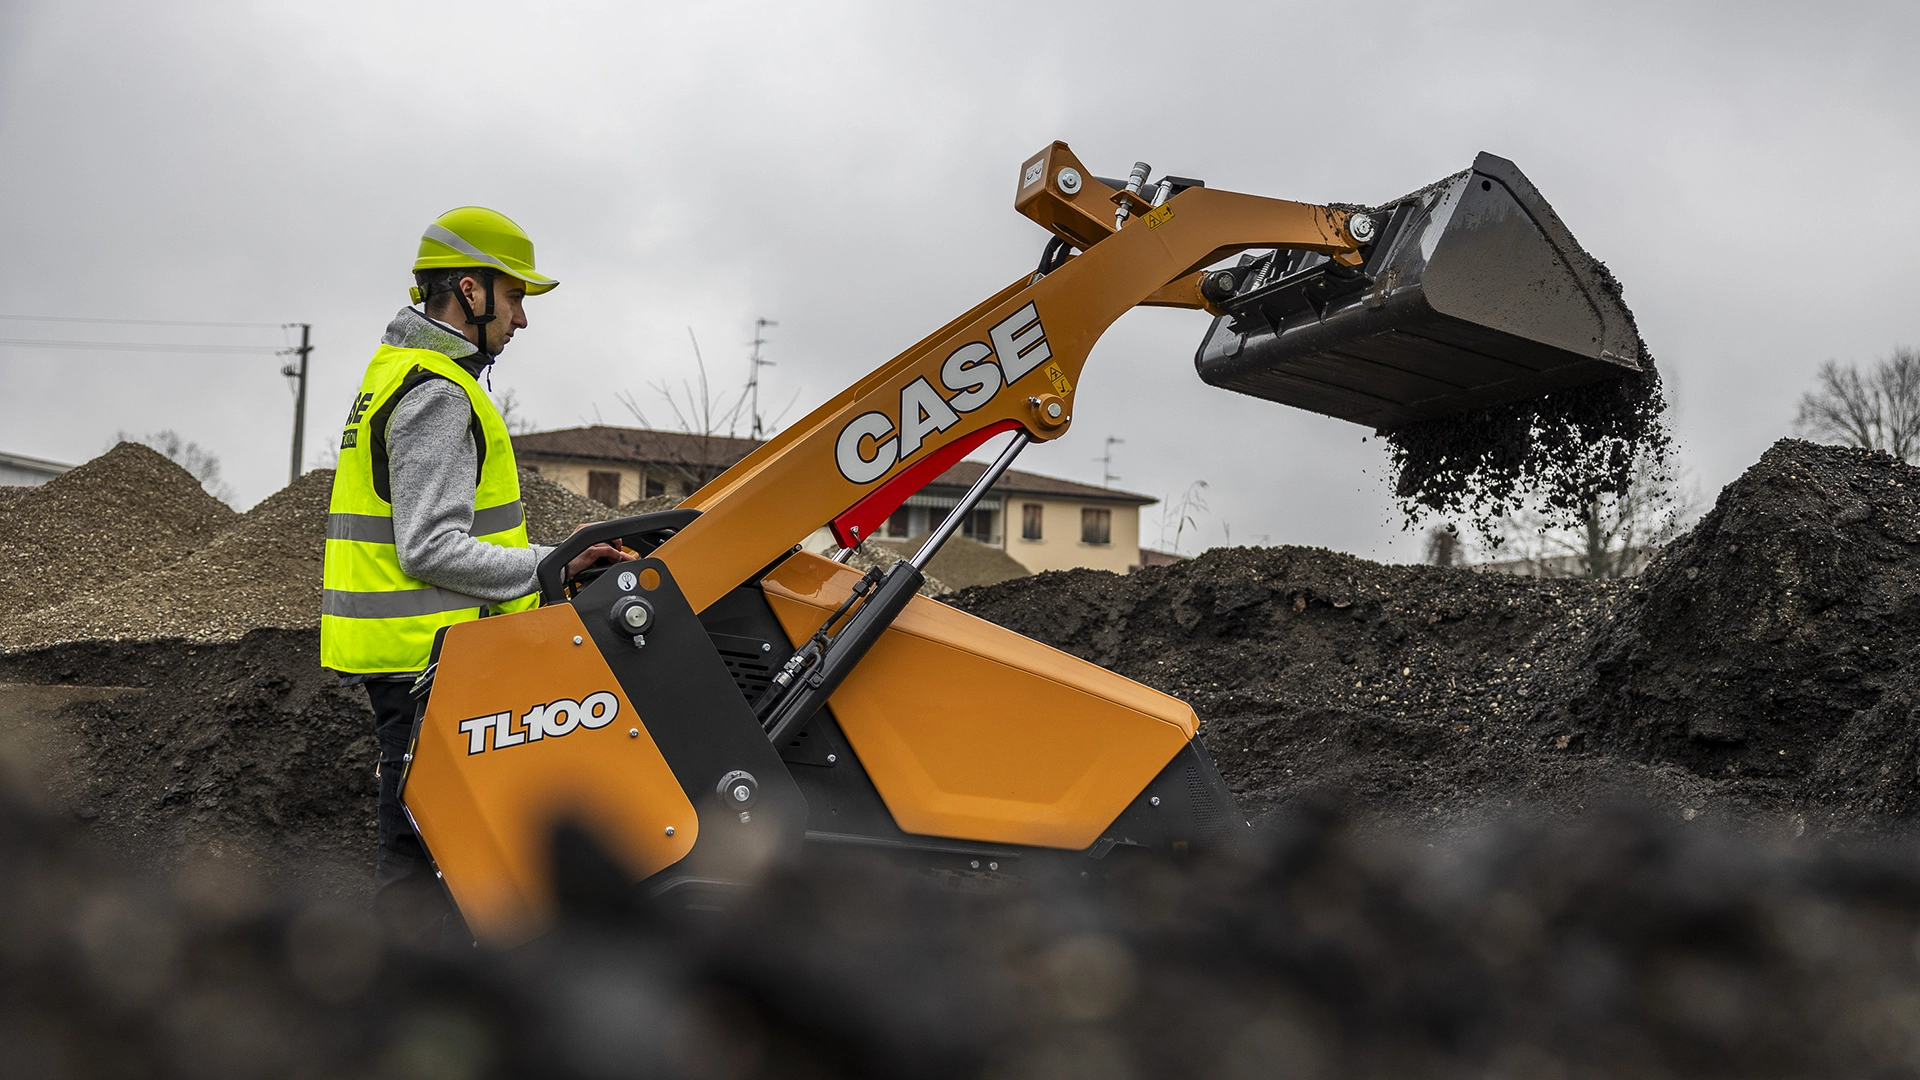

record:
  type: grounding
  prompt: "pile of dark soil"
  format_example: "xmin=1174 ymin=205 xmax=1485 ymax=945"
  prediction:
xmin=6 ymin=765 xmax=1920 ymax=1079
xmin=2 ymin=437 xmax=1912 ymax=908
xmin=1566 ymin=439 xmax=1920 ymax=833
xmin=0 ymin=629 xmax=375 ymax=899
xmin=951 ymin=440 xmax=1920 ymax=838
xmin=0 ymin=442 xmax=235 ymax=619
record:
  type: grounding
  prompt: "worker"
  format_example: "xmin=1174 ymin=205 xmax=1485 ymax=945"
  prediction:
xmin=320 ymin=207 xmax=632 ymax=940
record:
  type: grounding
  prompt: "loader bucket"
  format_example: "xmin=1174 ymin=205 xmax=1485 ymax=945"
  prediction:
xmin=1193 ymin=153 xmax=1644 ymax=429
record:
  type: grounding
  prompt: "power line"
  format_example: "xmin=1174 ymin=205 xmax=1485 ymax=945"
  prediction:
xmin=0 ymin=314 xmax=289 ymax=329
xmin=0 ymin=338 xmax=284 ymax=354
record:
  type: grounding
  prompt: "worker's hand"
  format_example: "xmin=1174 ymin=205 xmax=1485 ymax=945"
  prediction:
xmin=566 ymin=542 xmax=635 ymax=576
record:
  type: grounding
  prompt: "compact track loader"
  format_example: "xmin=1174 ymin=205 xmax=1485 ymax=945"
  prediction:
xmin=400 ymin=142 xmax=1646 ymax=946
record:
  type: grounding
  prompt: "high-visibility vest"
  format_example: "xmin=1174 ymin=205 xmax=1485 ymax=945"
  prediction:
xmin=320 ymin=345 xmax=537 ymax=674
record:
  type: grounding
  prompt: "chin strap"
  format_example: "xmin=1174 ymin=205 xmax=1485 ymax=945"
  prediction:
xmin=448 ymin=268 xmax=499 ymax=360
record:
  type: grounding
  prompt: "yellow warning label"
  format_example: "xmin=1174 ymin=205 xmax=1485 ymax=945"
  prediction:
xmin=1145 ymin=204 xmax=1175 ymax=230
xmin=1043 ymin=361 xmax=1073 ymax=396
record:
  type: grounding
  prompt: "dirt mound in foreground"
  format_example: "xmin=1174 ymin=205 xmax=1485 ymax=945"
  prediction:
xmin=951 ymin=440 xmax=1920 ymax=837
xmin=5 ymin=767 xmax=1920 ymax=1078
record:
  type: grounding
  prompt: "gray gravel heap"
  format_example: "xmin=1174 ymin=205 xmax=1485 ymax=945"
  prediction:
xmin=0 ymin=442 xmax=235 ymax=623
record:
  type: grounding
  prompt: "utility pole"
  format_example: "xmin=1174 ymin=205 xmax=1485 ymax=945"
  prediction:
xmin=1097 ymin=436 xmax=1124 ymax=486
xmin=747 ymin=317 xmax=777 ymax=439
xmin=281 ymin=323 xmax=311 ymax=484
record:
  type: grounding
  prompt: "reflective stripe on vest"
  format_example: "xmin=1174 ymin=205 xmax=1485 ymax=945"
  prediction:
xmin=319 ymin=344 xmax=537 ymax=674
xmin=326 ymin=499 xmax=525 ymax=544
xmin=322 ymin=586 xmax=491 ymax=619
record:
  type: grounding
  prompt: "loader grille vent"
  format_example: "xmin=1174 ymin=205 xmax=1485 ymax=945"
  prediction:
xmin=1186 ymin=766 xmax=1230 ymax=847
xmin=709 ymin=633 xmax=775 ymax=702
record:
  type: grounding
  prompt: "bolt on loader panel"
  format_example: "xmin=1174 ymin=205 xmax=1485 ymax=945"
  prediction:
xmin=1194 ymin=153 xmax=1644 ymax=429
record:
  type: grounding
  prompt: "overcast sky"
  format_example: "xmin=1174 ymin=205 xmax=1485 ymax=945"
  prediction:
xmin=3 ymin=1 xmax=1915 ymax=561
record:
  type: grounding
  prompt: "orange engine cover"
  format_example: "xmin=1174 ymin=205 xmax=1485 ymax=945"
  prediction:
xmin=761 ymin=551 xmax=1196 ymax=850
xmin=401 ymin=604 xmax=697 ymax=946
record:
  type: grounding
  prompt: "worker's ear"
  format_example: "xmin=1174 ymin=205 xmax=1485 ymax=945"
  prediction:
xmin=459 ymin=273 xmax=490 ymax=308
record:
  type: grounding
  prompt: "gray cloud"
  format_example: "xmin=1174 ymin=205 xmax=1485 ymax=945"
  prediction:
xmin=3 ymin=0 xmax=1915 ymax=560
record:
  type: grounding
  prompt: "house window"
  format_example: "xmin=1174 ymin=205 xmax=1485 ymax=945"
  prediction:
xmin=644 ymin=476 xmax=665 ymax=498
xmin=887 ymin=507 xmax=911 ymax=537
xmin=588 ymin=470 xmax=621 ymax=506
xmin=1021 ymin=503 xmax=1043 ymax=541
xmin=962 ymin=508 xmax=996 ymax=544
xmin=1081 ymin=507 xmax=1111 ymax=545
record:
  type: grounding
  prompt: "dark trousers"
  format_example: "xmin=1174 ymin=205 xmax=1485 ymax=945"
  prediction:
xmin=365 ymin=680 xmax=461 ymax=945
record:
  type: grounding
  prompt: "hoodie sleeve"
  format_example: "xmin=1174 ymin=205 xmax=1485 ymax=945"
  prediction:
xmin=385 ymin=381 xmax=550 ymax=602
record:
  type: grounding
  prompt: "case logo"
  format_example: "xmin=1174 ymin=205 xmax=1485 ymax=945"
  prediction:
xmin=834 ymin=302 xmax=1054 ymax=485
xmin=457 ymin=691 xmax=622 ymax=755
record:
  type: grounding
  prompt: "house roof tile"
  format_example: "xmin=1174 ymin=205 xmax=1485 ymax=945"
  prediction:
xmin=512 ymin=426 xmax=760 ymax=470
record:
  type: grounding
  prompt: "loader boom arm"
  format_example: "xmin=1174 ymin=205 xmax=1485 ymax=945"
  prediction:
xmin=652 ymin=141 xmax=1364 ymax=612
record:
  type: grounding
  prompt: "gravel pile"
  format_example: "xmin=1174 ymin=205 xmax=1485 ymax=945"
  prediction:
xmin=0 ymin=464 xmax=645 ymax=652
xmin=870 ymin=535 xmax=1028 ymax=591
xmin=0 ymin=442 xmax=235 ymax=620
xmin=612 ymin=493 xmax=683 ymax=518
xmin=518 ymin=467 xmax=614 ymax=546
xmin=0 ymin=470 xmax=333 ymax=650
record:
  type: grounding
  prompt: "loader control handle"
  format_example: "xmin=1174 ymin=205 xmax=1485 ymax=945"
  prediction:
xmin=537 ymin=509 xmax=702 ymax=603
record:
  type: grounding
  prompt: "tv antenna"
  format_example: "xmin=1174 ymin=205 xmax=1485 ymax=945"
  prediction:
xmin=747 ymin=317 xmax=778 ymax=438
xmin=1097 ymin=436 xmax=1124 ymax=486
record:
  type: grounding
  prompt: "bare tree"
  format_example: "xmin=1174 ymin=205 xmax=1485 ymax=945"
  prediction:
xmin=1795 ymin=347 xmax=1920 ymax=462
xmin=1483 ymin=458 xmax=1699 ymax=580
xmin=119 ymin=429 xmax=237 ymax=504
xmin=617 ymin=329 xmax=753 ymax=489
xmin=492 ymin=387 xmax=537 ymax=436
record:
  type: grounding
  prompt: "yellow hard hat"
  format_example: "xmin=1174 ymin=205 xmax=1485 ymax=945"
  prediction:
xmin=411 ymin=206 xmax=558 ymax=296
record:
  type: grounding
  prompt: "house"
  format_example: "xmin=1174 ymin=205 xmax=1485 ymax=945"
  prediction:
xmin=512 ymin=425 xmax=1158 ymax=573
xmin=877 ymin=458 xmax=1156 ymax=575
xmin=511 ymin=426 xmax=760 ymax=507
xmin=0 ymin=450 xmax=74 ymax=487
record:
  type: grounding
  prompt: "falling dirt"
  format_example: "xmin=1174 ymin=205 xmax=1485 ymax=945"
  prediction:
xmin=1377 ymin=257 xmax=1672 ymax=538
